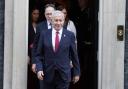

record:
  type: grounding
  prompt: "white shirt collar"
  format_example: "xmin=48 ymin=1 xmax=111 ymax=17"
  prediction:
xmin=47 ymin=21 xmax=52 ymax=29
xmin=52 ymin=28 xmax=63 ymax=51
xmin=52 ymin=28 xmax=63 ymax=35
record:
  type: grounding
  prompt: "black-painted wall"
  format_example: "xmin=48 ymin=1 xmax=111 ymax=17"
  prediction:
xmin=125 ymin=0 xmax=128 ymax=89
xmin=0 ymin=0 xmax=4 ymax=89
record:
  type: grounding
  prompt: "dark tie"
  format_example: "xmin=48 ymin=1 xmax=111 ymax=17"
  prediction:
xmin=55 ymin=31 xmax=59 ymax=52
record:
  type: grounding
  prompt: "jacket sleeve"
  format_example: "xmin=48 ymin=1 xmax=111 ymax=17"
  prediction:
xmin=35 ymin=31 xmax=44 ymax=72
xmin=31 ymin=25 xmax=41 ymax=64
xmin=33 ymin=27 xmax=44 ymax=72
xmin=70 ymin=32 xmax=80 ymax=76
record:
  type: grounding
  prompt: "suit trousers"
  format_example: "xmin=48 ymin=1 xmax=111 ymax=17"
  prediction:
xmin=40 ymin=70 xmax=70 ymax=89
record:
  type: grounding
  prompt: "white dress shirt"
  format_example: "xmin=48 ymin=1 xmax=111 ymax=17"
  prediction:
xmin=33 ymin=27 xmax=36 ymax=33
xmin=47 ymin=21 xmax=52 ymax=29
xmin=67 ymin=20 xmax=76 ymax=37
xmin=52 ymin=28 xmax=63 ymax=51
xmin=67 ymin=20 xmax=77 ymax=45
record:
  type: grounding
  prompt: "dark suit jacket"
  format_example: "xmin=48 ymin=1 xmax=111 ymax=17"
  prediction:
xmin=32 ymin=20 xmax=48 ymax=64
xmin=35 ymin=28 xmax=80 ymax=83
xmin=28 ymin=23 xmax=36 ymax=58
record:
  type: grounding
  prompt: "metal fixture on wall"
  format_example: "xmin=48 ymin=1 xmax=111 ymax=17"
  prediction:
xmin=117 ymin=25 xmax=124 ymax=41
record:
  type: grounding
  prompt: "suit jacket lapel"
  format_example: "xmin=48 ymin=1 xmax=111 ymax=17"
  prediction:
xmin=44 ymin=21 xmax=48 ymax=29
xmin=47 ymin=29 xmax=54 ymax=52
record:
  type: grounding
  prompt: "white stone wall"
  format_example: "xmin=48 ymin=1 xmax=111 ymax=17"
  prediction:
xmin=4 ymin=0 xmax=28 ymax=89
xmin=4 ymin=0 xmax=13 ymax=88
xmin=98 ymin=0 xmax=125 ymax=89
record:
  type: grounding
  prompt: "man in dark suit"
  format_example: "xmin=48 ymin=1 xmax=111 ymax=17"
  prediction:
xmin=31 ymin=4 xmax=55 ymax=73
xmin=35 ymin=10 xmax=80 ymax=89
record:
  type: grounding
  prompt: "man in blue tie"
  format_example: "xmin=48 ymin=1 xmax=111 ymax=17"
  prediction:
xmin=35 ymin=10 xmax=80 ymax=89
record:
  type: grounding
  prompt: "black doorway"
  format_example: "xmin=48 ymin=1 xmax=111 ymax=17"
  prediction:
xmin=28 ymin=0 xmax=99 ymax=89
xmin=68 ymin=0 xmax=99 ymax=89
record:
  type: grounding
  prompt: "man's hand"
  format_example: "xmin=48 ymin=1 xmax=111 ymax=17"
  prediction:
xmin=31 ymin=64 xmax=36 ymax=73
xmin=72 ymin=76 xmax=80 ymax=84
xmin=37 ymin=71 xmax=44 ymax=80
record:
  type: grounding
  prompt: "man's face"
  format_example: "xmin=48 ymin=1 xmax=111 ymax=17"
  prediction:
xmin=45 ymin=7 xmax=54 ymax=22
xmin=52 ymin=14 xmax=64 ymax=31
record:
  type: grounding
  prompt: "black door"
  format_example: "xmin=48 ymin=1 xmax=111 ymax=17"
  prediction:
xmin=28 ymin=0 xmax=99 ymax=89
xmin=68 ymin=0 xmax=98 ymax=89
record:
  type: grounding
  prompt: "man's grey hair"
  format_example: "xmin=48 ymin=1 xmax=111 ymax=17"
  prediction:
xmin=52 ymin=10 xmax=65 ymax=20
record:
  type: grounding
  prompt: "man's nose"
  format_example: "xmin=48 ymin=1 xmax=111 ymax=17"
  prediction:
xmin=48 ymin=15 xmax=52 ymax=17
xmin=56 ymin=21 xmax=61 ymax=24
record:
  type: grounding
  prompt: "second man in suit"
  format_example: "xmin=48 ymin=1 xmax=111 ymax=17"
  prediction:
xmin=31 ymin=4 xmax=55 ymax=73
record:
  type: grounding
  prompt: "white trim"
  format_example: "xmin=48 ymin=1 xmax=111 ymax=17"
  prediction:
xmin=4 ymin=0 xmax=29 ymax=89
xmin=98 ymin=0 xmax=104 ymax=88
xmin=98 ymin=0 xmax=125 ymax=89
xmin=4 ymin=0 xmax=13 ymax=88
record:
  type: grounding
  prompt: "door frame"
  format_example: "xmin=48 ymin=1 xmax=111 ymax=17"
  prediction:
xmin=3 ymin=0 xmax=126 ymax=89
xmin=98 ymin=0 xmax=125 ymax=89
